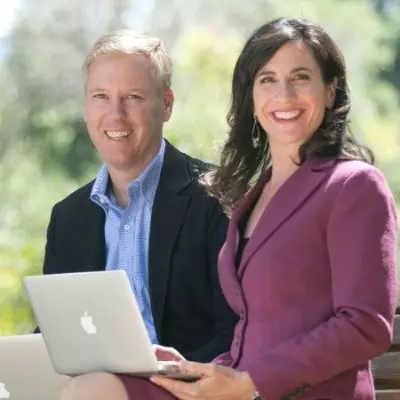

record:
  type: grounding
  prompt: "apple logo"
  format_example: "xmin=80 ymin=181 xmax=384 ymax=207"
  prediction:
xmin=80 ymin=311 xmax=97 ymax=335
xmin=0 ymin=382 xmax=10 ymax=399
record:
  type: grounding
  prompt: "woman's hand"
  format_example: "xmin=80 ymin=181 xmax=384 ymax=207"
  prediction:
xmin=150 ymin=361 xmax=257 ymax=400
xmin=152 ymin=344 xmax=186 ymax=362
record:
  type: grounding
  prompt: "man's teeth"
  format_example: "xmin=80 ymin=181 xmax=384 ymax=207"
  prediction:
xmin=274 ymin=110 xmax=301 ymax=120
xmin=106 ymin=130 xmax=131 ymax=138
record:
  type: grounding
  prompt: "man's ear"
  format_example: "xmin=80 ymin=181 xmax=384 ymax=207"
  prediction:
xmin=163 ymin=87 xmax=174 ymax=122
xmin=326 ymin=77 xmax=338 ymax=109
xmin=83 ymin=92 xmax=88 ymax=122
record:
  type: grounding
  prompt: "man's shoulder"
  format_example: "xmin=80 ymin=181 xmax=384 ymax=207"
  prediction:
xmin=164 ymin=143 xmax=214 ymax=182
xmin=168 ymin=147 xmax=215 ymax=195
xmin=53 ymin=180 xmax=95 ymax=211
xmin=181 ymin=152 xmax=214 ymax=179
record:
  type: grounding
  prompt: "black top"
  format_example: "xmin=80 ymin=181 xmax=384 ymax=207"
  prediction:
xmin=236 ymin=237 xmax=249 ymax=267
xmin=236 ymin=206 xmax=252 ymax=267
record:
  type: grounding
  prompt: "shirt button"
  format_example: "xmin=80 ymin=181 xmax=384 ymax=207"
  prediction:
xmin=235 ymin=335 xmax=241 ymax=346
xmin=124 ymin=224 xmax=131 ymax=232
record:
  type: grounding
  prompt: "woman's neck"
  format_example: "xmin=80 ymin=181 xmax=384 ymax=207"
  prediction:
xmin=268 ymin=146 xmax=300 ymax=188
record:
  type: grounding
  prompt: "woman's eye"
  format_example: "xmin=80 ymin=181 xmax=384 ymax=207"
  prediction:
xmin=294 ymin=74 xmax=310 ymax=81
xmin=260 ymin=76 xmax=275 ymax=84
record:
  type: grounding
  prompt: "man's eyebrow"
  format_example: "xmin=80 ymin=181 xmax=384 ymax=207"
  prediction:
xmin=87 ymin=87 xmax=144 ymax=93
xmin=87 ymin=88 xmax=108 ymax=93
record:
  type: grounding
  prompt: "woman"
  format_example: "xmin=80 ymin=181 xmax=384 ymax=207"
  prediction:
xmin=60 ymin=17 xmax=397 ymax=400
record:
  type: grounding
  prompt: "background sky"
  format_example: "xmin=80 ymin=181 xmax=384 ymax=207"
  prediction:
xmin=0 ymin=1 xmax=19 ymax=38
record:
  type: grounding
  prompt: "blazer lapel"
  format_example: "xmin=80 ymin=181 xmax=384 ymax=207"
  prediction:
xmin=225 ymin=174 xmax=270 ymax=277
xmin=238 ymin=158 xmax=334 ymax=276
xmin=148 ymin=142 xmax=191 ymax=338
xmin=78 ymin=188 xmax=106 ymax=272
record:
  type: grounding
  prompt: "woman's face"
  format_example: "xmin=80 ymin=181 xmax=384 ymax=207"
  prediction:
xmin=252 ymin=40 xmax=336 ymax=153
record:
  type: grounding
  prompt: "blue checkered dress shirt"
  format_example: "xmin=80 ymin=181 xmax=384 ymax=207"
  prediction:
xmin=90 ymin=139 xmax=166 ymax=344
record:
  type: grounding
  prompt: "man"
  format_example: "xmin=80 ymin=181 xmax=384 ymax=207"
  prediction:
xmin=41 ymin=30 xmax=236 ymax=362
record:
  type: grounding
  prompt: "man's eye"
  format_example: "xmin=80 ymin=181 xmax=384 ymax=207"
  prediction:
xmin=93 ymin=93 xmax=107 ymax=99
xmin=127 ymin=94 xmax=142 ymax=100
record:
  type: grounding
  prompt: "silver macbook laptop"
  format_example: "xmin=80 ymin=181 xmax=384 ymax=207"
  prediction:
xmin=23 ymin=270 xmax=199 ymax=382
xmin=0 ymin=334 xmax=69 ymax=400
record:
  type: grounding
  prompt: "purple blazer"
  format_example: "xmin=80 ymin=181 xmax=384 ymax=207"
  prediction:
xmin=215 ymin=157 xmax=398 ymax=400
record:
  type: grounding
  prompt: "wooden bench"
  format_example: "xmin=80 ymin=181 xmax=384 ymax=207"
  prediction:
xmin=373 ymin=291 xmax=400 ymax=399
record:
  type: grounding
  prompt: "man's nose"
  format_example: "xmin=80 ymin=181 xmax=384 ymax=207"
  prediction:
xmin=109 ymin=98 xmax=126 ymax=117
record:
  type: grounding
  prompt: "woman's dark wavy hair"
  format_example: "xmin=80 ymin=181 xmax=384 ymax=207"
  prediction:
xmin=202 ymin=17 xmax=374 ymax=213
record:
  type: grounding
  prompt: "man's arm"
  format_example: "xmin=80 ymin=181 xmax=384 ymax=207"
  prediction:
xmin=42 ymin=205 xmax=58 ymax=275
xmin=34 ymin=205 xmax=58 ymax=334
xmin=184 ymin=198 xmax=237 ymax=362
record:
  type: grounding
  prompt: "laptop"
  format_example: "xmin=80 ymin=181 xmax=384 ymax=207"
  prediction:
xmin=0 ymin=334 xmax=69 ymax=400
xmin=23 ymin=270 xmax=200 ymax=382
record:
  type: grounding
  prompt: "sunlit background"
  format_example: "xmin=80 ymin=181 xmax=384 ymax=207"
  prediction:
xmin=1 ymin=0 xmax=399 ymax=335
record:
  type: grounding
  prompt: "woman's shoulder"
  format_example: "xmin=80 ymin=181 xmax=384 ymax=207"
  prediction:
xmin=328 ymin=158 xmax=385 ymax=185
xmin=324 ymin=158 xmax=392 ymax=200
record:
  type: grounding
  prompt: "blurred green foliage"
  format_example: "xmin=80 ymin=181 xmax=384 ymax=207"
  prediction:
xmin=1 ymin=0 xmax=400 ymax=335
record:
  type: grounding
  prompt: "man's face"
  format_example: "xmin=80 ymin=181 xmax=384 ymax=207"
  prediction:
xmin=84 ymin=52 xmax=174 ymax=174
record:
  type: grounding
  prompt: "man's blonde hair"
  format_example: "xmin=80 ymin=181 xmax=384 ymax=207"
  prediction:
xmin=83 ymin=30 xmax=172 ymax=88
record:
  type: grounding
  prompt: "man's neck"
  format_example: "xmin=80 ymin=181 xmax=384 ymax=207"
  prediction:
xmin=108 ymin=172 xmax=133 ymax=209
xmin=108 ymin=141 xmax=163 ymax=208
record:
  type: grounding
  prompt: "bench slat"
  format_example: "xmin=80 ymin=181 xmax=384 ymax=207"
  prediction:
xmin=393 ymin=316 xmax=400 ymax=348
xmin=374 ymin=287 xmax=400 ymax=395
xmin=376 ymin=390 xmax=400 ymax=400
xmin=373 ymin=352 xmax=400 ymax=389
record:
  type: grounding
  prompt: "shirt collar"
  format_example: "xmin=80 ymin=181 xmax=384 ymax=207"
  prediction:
xmin=90 ymin=164 xmax=110 ymax=209
xmin=90 ymin=139 xmax=166 ymax=207
xmin=128 ymin=139 xmax=166 ymax=204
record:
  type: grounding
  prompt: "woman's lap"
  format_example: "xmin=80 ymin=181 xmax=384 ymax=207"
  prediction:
xmin=118 ymin=374 xmax=177 ymax=400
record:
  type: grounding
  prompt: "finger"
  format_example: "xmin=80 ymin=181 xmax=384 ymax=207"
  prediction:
xmin=153 ymin=345 xmax=185 ymax=360
xmin=153 ymin=345 xmax=176 ymax=353
xmin=155 ymin=349 xmax=177 ymax=356
xmin=155 ymin=351 xmax=181 ymax=362
xmin=179 ymin=361 xmax=216 ymax=377
xmin=150 ymin=376 xmax=198 ymax=398
xmin=152 ymin=344 xmax=163 ymax=353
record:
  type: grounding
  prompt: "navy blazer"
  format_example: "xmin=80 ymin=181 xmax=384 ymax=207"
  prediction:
xmin=41 ymin=141 xmax=237 ymax=362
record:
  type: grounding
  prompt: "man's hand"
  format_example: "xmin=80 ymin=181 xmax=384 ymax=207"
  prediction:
xmin=150 ymin=361 xmax=257 ymax=400
xmin=153 ymin=344 xmax=186 ymax=362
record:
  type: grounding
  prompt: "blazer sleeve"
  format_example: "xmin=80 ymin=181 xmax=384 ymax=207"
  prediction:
xmin=42 ymin=205 xmax=58 ymax=275
xmin=184 ymin=198 xmax=238 ymax=362
xmin=34 ymin=205 xmax=58 ymax=333
xmin=245 ymin=167 xmax=398 ymax=399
